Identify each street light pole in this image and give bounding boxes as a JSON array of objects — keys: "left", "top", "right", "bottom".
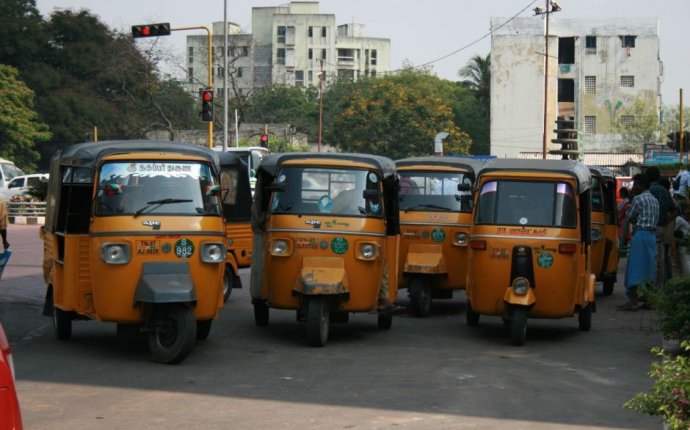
[
  {"left": 534, "top": 1, "right": 561, "bottom": 159},
  {"left": 318, "top": 58, "right": 324, "bottom": 153},
  {"left": 223, "top": 0, "right": 228, "bottom": 152}
]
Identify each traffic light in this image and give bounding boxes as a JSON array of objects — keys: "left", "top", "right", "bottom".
[
  {"left": 260, "top": 133, "right": 269, "bottom": 148},
  {"left": 200, "top": 90, "right": 213, "bottom": 122},
  {"left": 550, "top": 115, "right": 579, "bottom": 160},
  {"left": 131, "top": 23, "right": 171, "bottom": 38},
  {"left": 666, "top": 131, "right": 690, "bottom": 151}
]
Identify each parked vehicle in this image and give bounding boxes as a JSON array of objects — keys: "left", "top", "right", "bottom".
[
  {"left": 588, "top": 166, "right": 619, "bottom": 295},
  {"left": 250, "top": 152, "right": 400, "bottom": 346},
  {"left": 41, "top": 141, "right": 227, "bottom": 364},
  {"left": 218, "top": 151, "right": 254, "bottom": 301},
  {"left": 466, "top": 159, "right": 595, "bottom": 345},
  {"left": 395, "top": 156, "right": 484, "bottom": 317},
  {"left": 0, "top": 158, "right": 25, "bottom": 193},
  {"left": 0, "top": 321, "right": 23, "bottom": 429},
  {"left": 0, "top": 173, "right": 48, "bottom": 200}
]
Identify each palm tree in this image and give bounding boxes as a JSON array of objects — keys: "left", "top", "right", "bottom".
[{"left": 459, "top": 54, "right": 491, "bottom": 118}]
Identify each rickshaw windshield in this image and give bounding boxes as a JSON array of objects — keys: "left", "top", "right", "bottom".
[
  {"left": 591, "top": 177, "right": 603, "bottom": 211},
  {"left": 475, "top": 180, "right": 577, "bottom": 228},
  {"left": 94, "top": 161, "right": 221, "bottom": 216},
  {"left": 398, "top": 171, "right": 473, "bottom": 213},
  {"left": 270, "top": 166, "right": 383, "bottom": 217}
]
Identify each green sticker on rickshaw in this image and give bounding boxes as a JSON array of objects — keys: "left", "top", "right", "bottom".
[
  {"left": 330, "top": 237, "right": 349, "bottom": 255},
  {"left": 320, "top": 240, "right": 329, "bottom": 250},
  {"left": 431, "top": 228, "right": 446, "bottom": 242},
  {"left": 537, "top": 252, "right": 553, "bottom": 269},
  {"left": 174, "top": 238, "right": 195, "bottom": 259}
]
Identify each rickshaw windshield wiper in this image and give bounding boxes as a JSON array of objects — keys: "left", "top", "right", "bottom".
[
  {"left": 133, "top": 198, "right": 193, "bottom": 217},
  {"left": 404, "top": 204, "right": 452, "bottom": 212}
]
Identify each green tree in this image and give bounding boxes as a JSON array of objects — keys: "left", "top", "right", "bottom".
[
  {"left": 0, "top": 0, "right": 44, "bottom": 70},
  {"left": 243, "top": 85, "right": 318, "bottom": 138},
  {"left": 613, "top": 95, "right": 662, "bottom": 151},
  {"left": 0, "top": 64, "right": 50, "bottom": 171},
  {"left": 459, "top": 54, "right": 491, "bottom": 118},
  {"left": 323, "top": 74, "right": 471, "bottom": 159}
]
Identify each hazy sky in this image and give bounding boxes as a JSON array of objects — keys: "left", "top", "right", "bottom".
[{"left": 35, "top": 0, "right": 690, "bottom": 105}]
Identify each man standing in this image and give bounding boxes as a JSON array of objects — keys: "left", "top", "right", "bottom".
[
  {"left": 620, "top": 173, "right": 659, "bottom": 311},
  {"left": 646, "top": 166, "right": 677, "bottom": 284},
  {"left": 0, "top": 196, "right": 9, "bottom": 251}
]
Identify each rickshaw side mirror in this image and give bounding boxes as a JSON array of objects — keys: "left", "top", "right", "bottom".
[
  {"left": 363, "top": 189, "right": 382, "bottom": 199},
  {"left": 267, "top": 183, "right": 286, "bottom": 193},
  {"left": 457, "top": 183, "right": 472, "bottom": 192}
]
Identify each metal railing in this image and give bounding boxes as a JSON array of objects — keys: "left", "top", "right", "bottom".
[{"left": 7, "top": 201, "right": 46, "bottom": 217}]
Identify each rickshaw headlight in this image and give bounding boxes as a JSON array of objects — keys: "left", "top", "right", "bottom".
[
  {"left": 512, "top": 277, "right": 530, "bottom": 295},
  {"left": 357, "top": 242, "right": 379, "bottom": 260},
  {"left": 591, "top": 228, "right": 602, "bottom": 242},
  {"left": 201, "top": 242, "right": 226, "bottom": 263},
  {"left": 270, "top": 239, "right": 291, "bottom": 256},
  {"left": 101, "top": 243, "right": 131, "bottom": 265},
  {"left": 453, "top": 232, "right": 469, "bottom": 246}
]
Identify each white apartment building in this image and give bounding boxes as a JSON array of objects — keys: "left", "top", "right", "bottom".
[
  {"left": 185, "top": 1, "right": 390, "bottom": 98},
  {"left": 490, "top": 17, "right": 662, "bottom": 158}
]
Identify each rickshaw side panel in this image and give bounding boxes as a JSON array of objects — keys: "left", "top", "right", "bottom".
[{"left": 226, "top": 223, "right": 253, "bottom": 267}]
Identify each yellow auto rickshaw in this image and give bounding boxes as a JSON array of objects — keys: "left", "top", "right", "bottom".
[
  {"left": 41, "top": 141, "right": 227, "bottom": 364},
  {"left": 218, "top": 150, "right": 254, "bottom": 301},
  {"left": 466, "top": 159, "right": 596, "bottom": 345},
  {"left": 395, "top": 156, "right": 484, "bottom": 317},
  {"left": 250, "top": 153, "right": 400, "bottom": 346},
  {"left": 588, "top": 166, "right": 619, "bottom": 295}
]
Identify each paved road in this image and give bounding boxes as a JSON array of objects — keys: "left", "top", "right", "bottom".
[{"left": 0, "top": 224, "right": 661, "bottom": 429}]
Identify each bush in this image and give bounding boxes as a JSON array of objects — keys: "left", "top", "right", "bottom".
[
  {"left": 644, "top": 276, "right": 690, "bottom": 341},
  {"left": 624, "top": 342, "right": 690, "bottom": 430}
]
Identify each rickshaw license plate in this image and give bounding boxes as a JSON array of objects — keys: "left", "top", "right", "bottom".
[{"left": 136, "top": 240, "right": 160, "bottom": 256}]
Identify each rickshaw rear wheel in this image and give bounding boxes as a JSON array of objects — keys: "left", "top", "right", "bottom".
[
  {"left": 466, "top": 301, "right": 480, "bottom": 327},
  {"left": 148, "top": 304, "right": 196, "bottom": 364},
  {"left": 223, "top": 267, "right": 240, "bottom": 302},
  {"left": 409, "top": 276, "right": 432, "bottom": 318},
  {"left": 254, "top": 301, "right": 269, "bottom": 326},
  {"left": 53, "top": 306, "right": 72, "bottom": 340},
  {"left": 378, "top": 313, "right": 393, "bottom": 330},
  {"left": 196, "top": 320, "right": 213, "bottom": 340},
  {"left": 307, "top": 297, "right": 330, "bottom": 347},
  {"left": 510, "top": 307, "right": 527, "bottom": 346},
  {"left": 602, "top": 280, "right": 614, "bottom": 296},
  {"left": 578, "top": 303, "right": 592, "bottom": 331}
]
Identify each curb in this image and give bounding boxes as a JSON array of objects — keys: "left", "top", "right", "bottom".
[{"left": 9, "top": 216, "right": 45, "bottom": 225}]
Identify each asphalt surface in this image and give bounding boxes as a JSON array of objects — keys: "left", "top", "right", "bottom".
[{"left": 0, "top": 224, "right": 663, "bottom": 429}]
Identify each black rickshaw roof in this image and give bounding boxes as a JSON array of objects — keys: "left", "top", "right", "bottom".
[
  {"left": 217, "top": 150, "right": 251, "bottom": 167},
  {"left": 479, "top": 158, "right": 591, "bottom": 193},
  {"left": 52, "top": 140, "right": 220, "bottom": 170},
  {"left": 258, "top": 152, "right": 396, "bottom": 178},
  {"left": 395, "top": 156, "right": 485, "bottom": 174},
  {"left": 587, "top": 165, "right": 616, "bottom": 182}
]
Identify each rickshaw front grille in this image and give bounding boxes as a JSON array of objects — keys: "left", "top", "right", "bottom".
[{"left": 77, "top": 238, "right": 92, "bottom": 282}]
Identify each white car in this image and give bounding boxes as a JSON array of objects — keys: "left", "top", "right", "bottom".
[{"left": 0, "top": 173, "right": 48, "bottom": 200}]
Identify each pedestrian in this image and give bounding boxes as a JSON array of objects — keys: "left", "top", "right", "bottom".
[
  {"left": 0, "top": 196, "right": 9, "bottom": 251},
  {"left": 617, "top": 186, "right": 632, "bottom": 255},
  {"left": 674, "top": 164, "right": 690, "bottom": 200},
  {"left": 619, "top": 173, "right": 659, "bottom": 311},
  {"left": 646, "top": 166, "right": 677, "bottom": 284}
]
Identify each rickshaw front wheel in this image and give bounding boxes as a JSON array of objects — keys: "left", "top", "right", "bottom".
[
  {"left": 148, "top": 304, "right": 196, "bottom": 364},
  {"left": 223, "top": 267, "right": 240, "bottom": 303},
  {"left": 196, "top": 320, "right": 213, "bottom": 340},
  {"left": 254, "top": 301, "right": 269, "bottom": 326},
  {"left": 53, "top": 306, "right": 72, "bottom": 340},
  {"left": 510, "top": 307, "right": 527, "bottom": 346},
  {"left": 578, "top": 303, "right": 592, "bottom": 331},
  {"left": 466, "top": 301, "right": 480, "bottom": 327},
  {"left": 306, "top": 297, "right": 330, "bottom": 347},
  {"left": 602, "top": 280, "right": 614, "bottom": 296},
  {"left": 377, "top": 313, "right": 393, "bottom": 330},
  {"left": 408, "top": 276, "right": 432, "bottom": 318}
]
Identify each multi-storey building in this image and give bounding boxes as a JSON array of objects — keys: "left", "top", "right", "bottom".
[
  {"left": 490, "top": 17, "right": 662, "bottom": 158},
  {"left": 185, "top": 1, "right": 390, "bottom": 99}
]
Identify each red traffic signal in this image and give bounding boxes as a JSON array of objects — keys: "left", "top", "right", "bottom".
[
  {"left": 260, "top": 134, "right": 269, "bottom": 148},
  {"left": 132, "top": 23, "right": 171, "bottom": 38},
  {"left": 200, "top": 90, "right": 214, "bottom": 122}
]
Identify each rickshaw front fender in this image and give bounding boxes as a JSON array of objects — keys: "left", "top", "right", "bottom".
[
  {"left": 403, "top": 244, "right": 447, "bottom": 274},
  {"left": 294, "top": 256, "right": 349, "bottom": 295},
  {"left": 503, "top": 287, "right": 537, "bottom": 307},
  {"left": 134, "top": 262, "right": 196, "bottom": 304}
]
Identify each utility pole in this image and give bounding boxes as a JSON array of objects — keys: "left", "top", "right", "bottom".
[
  {"left": 681, "top": 88, "right": 685, "bottom": 163},
  {"left": 318, "top": 58, "right": 324, "bottom": 153},
  {"left": 534, "top": 1, "right": 561, "bottom": 159},
  {"left": 222, "top": 0, "right": 228, "bottom": 152}
]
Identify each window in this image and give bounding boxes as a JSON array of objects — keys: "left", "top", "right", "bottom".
[
  {"left": 585, "top": 76, "right": 596, "bottom": 94},
  {"left": 237, "top": 67, "right": 243, "bottom": 78},
  {"left": 308, "top": 48, "right": 313, "bottom": 60},
  {"left": 242, "top": 46, "right": 249, "bottom": 56},
  {"left": 558, "top": 37, "right": 575, "bottom": 64},
  {"left": 308, "top": 26, "right": 313, "bottom": 38},
  {"left": 321, "top": 49, "right": 327, "bottom": 60},
  {"left": 321, "top": 26, "right": 327, "bottom": 37},
  {"left": 188, "top": 47, "right": 194, "bottom": 56},
  {"left": 620, "top": 35, "right": 636, "bottom": 48},
  {"left": 558, "top": 79, "right": 574, "bottom": 102},
  {"left": 277, "top": 48, "right": 286, "bottom": 65},
  {"left": 371, "top": 49, "right": 377, "bottom": 66},
  {"left": 585, "top": 36, "right": 596, "bottom": 54},
  {"left": 620, "top": 115, "right": 635, "bottom": 127},
  {"left": 188, "top": 67, "right": 194, "bottom": 83},
  {"left": 398, "top": 171, "right": 474, "bottom": 213},
  {"left": 475, "top": 181, "right": 577, "bottom": 228},
  {"left": 295, "top": 70, "right": 304, "bottom": 87},
  {"left": 277, "top": 26, "right": 286, "bottom": 43},
  {"left": 370, "top": 70, "right": 377, "bottom": 78},
  {"left": 308, "top": 70, "right": 313, "bottom": 83},
  {"left": 621, "top": 75, "right": 635, "bottom": 88},
  {"left": 584, "top": 116, "right": 597, "bottom": 134}
]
